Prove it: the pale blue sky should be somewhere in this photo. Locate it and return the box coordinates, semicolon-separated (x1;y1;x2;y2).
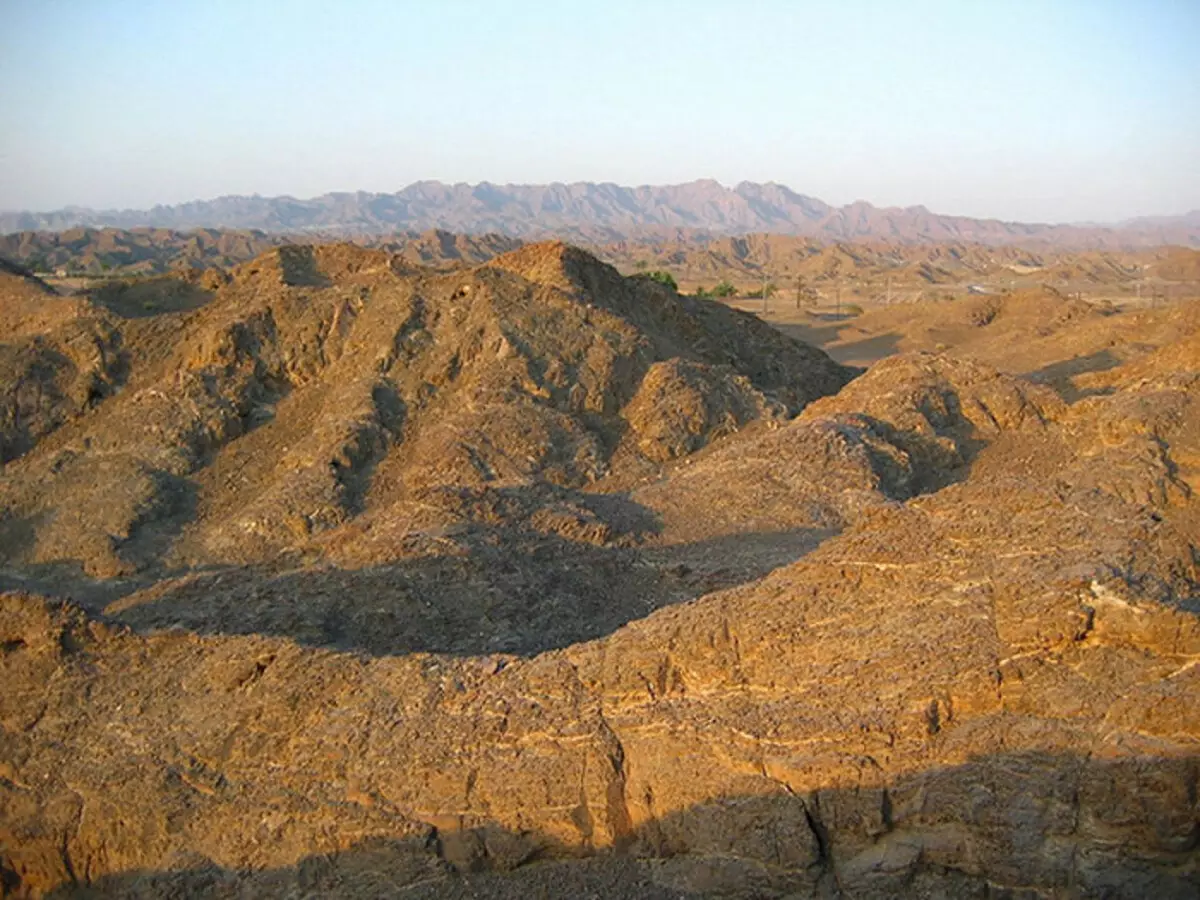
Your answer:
1;0;1197;222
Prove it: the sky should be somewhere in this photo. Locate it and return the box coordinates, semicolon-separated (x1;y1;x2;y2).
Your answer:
1;0;1197;223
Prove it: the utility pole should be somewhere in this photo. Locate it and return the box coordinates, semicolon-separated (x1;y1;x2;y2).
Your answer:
886;276;892;305
762;269;769;316
836;285;841;319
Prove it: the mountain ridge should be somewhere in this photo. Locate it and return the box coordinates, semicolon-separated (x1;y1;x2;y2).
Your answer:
5;180;1198;248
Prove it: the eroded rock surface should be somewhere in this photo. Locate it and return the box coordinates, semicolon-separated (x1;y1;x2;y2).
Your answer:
0;244;1197;898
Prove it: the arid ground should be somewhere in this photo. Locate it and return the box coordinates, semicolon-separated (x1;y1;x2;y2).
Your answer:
1;237;1198;898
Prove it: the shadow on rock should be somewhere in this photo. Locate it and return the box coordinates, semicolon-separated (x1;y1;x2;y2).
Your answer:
99;525;832;658
40;750;1199;900
1027;348;1122;402
90;279;216;319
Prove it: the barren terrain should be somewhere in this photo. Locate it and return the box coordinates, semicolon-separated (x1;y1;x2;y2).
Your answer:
1;238;1198;898
5;181;1198;247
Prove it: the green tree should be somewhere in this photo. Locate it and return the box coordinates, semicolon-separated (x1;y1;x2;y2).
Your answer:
711;280;737;298
744;282;777;299
645;270;678;291
796;275;815;309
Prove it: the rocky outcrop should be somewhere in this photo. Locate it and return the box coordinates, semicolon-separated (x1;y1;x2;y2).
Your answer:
1;243;1198;898
0;242;853;577
2;440;1197;896
0;269;123;464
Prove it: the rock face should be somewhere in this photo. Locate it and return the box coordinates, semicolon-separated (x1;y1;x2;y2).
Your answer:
0;242;1198;898
0;241;850;580
0;264;123;465
0;228;524;277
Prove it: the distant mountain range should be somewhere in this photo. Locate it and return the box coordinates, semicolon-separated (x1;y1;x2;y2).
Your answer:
3;180;1198;248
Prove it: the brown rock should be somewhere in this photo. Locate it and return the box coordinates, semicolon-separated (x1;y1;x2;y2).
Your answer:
1;241;1198;899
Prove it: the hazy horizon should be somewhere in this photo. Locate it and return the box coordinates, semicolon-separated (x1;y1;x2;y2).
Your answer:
5;177;1199;229
2;0;1198;223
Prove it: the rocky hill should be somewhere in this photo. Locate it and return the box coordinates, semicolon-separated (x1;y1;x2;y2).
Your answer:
7;228;1199;314
599;235;1200;291
0;242;1197;898
0;228;522;277
4;181;1198;248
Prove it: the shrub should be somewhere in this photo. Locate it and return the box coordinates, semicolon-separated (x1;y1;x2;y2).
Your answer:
744;282;777;300
645;270;678;291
